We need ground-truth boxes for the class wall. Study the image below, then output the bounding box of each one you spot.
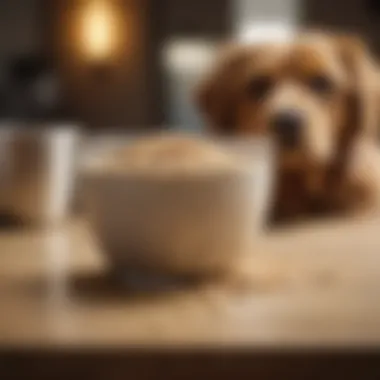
[0,0,232,129]
[302,0,380,56]
[45,0,231,129]
[46,0,153,129]
[0,0,41,59]
[0,0,42,91]
[161,0,231,38]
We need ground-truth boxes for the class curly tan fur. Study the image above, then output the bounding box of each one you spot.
[196,32,380,225]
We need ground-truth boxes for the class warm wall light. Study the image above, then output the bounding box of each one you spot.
[80,0,118,62]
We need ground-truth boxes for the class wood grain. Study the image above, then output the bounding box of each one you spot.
[1,216,380,349]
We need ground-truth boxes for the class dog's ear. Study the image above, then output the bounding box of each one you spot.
[335,35,379,140]
[195,44,252,133]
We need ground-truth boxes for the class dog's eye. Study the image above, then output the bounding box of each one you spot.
[308,75,334,95]
[246,76,272,100]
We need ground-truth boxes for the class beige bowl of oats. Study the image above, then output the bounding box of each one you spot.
[83,134,274,278]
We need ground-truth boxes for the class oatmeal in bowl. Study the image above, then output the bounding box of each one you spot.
[82,133,274,278]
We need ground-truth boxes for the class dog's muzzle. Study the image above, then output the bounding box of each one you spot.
[271,110,304,149]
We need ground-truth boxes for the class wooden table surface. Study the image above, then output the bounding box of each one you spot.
[1,216,380,350]
[3,217,380,379]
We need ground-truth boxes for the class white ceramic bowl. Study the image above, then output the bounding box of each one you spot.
[82,136,274,277]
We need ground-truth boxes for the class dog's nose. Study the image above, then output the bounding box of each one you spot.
[271,111,303,148]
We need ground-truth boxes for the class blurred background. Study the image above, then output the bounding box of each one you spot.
[0,0,379,132]
[2,3,380,372]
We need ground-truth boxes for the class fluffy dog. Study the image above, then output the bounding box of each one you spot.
[196,32,380,224]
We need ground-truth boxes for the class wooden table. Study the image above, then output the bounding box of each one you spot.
[2,217,380,378]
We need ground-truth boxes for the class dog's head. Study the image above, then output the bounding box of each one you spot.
[196,32,379,170]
